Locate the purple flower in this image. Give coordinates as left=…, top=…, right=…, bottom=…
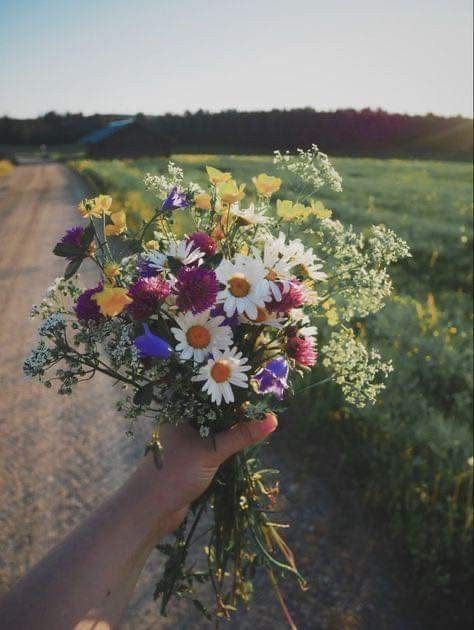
left=174, top=266, right=219, bottom=314
left=74, top=285, right=103, bottom=323
left=134, top=324, right=172, bottom=359
left=162, top=186, right=188, bottom=212
left=211, top=302, right=239, bottom=328
left=137, top=257, right=158, bottom=278
left=186, top=231, right=217, bottom=256
left=254, top=357, right=289, bottom=400
left=60, top=225, right=85, bottom=261
left=127, top=276, right=171, bottom=320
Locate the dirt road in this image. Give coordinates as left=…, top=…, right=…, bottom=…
left=0, top=164, right=417, bottom=629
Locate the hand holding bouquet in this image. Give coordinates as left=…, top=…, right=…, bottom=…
left=25, top=146, right=409, bottom=623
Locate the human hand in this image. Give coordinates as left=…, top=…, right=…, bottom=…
left=137, top=413, right=278, bottom=534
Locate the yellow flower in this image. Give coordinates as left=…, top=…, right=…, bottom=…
left=144, top=239, right=160, bottom=250
left=252, top=173, right=281, bottom=197
left=276, top=199, right=310, bottom=221
left=194, top=192, right=212, bottom=211
left=78, top=198, right=102, bottom=219
left=103, top=263, right=120, bottom=284
left=92, top=287, right=132, bottom=317
left=326, top=308, right=339, bottom=326
left=310, top=200, right=332, bottom=219
left=93, top=194, right=113, bottom=215
left=105, top=210, right=127, bottom=236
left=206, top=166, right=232, bottom=186
left=217, top=179, right=245, bottom=205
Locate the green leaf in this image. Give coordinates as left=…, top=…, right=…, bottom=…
left=81, top=223, right=95, bottom=248
left=64, top=258, right=83, bottom=279
left=53, top=242, right=83, bottom=258
left=192, top=599, right=211, bottom=620
left=204, top=252, right=223, bottom=268
left=167, top=256, right=182, bottom=275
left=133, top=382, right=155, bottom=406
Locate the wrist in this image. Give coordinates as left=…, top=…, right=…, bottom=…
left=126, top=453, right=187, bottom=539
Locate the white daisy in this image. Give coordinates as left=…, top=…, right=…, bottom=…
left=192, top=347, right=251, bottom=405
left=170, top=310, right=233, bottom=363
left=229, top=202, right=270, bottom=225
left=253, top=232, right=295, bottom=300
left=144, top=239, right=204, bottom=272
left=241, top=306, right=286, bottom=329
left=215, top=255, right=271, bottom=319
left=284, top=238, right=327, bottom=282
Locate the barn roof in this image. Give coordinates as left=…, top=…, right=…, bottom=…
left=79, top=118, right=136, bottom=144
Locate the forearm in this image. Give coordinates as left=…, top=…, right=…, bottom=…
left=0, top=454, right=181, bottom=630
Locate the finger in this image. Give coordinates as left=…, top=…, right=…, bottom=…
left=215, top=413, right=278, bottom=462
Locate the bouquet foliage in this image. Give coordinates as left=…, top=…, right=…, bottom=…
left=25, top=146, right=409, bottom=623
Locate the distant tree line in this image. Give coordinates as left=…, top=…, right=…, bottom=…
left=0, top=108, right=472, bottom=160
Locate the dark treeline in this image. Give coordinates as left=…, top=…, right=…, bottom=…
left=1, top=108, right=472, bottom=160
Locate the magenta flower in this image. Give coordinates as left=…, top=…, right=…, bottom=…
left=286, top=334, right=317, bottom=367
left=75, top=285, right=103, bottom=323
left=267, top=281, right=306, bottom=314
left=60, top=226, right=85, bottom=261
left=127, top=276, right=171, bottom=320
left=186, top=231, right=217, bottom=256
left=174, top=266, right=219, bottom=314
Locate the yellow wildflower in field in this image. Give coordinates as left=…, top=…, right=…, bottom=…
left=206, top=166, right=232, bottom=186
left=252, top=173, right=282, bottom=197
left=105, top=210, right=127, bottom=236
left=92, top=287, right=132, bottom=317
left=103, top=263, right=120, bottom=284
left=217, top=180, right=245, bottom=205
left=194, top=192, right=212, bottom=211
left=276, top=199, right=311, bottom=221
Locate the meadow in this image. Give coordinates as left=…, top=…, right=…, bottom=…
left=70, top=154, right=473, bottom=625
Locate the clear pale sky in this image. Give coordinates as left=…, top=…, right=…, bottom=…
left=1, top=0, right=472, bottom=119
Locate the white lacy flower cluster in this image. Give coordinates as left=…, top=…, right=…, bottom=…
left=23, top=341, right=54, bottom=377
left=321, top=328, right=393, bottom=407
left=30, top=276, right=81, bottom=319
left=274, top=144, right=343, bottom=192
left=38, top=313, right=65, bottom=337
left=144, top=161, right=202, bottom=199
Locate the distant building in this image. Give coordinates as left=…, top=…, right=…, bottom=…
left=79, top=117, right=171, bottom=158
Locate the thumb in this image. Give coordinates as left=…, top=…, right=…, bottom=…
left=215, top=413, right=278, bottom=462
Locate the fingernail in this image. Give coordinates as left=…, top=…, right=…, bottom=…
left=261, top=413, right=278, bottom=434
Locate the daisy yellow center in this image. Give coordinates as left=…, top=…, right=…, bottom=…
left=186, top=325, right=211, bottom=349
left=253, top=307, right=267, bottom=323
left=211, top=360, right=231, bottom=383
left=265, top=269, right=278, bottom=281
left=228, top=274, right=251, bottom=298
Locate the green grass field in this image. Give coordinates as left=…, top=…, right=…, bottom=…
left=70, top=154, right=473, bottom=624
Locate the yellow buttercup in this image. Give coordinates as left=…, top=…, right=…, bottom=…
left=276, top=199, right=311, bottom=221
left=92, top=287, right=132, bottom=317
left=252, top=173, right=282, bottom=197
left=194, top=192, right=212, bottom=211
left=105, top=210, right=127, bottom=236
left=206, top=166, right=232, bottom=186
left=217, top=180, right=246, bottom=205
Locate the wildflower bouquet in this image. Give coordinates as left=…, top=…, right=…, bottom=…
left=25, top=146, right=410, bottom=623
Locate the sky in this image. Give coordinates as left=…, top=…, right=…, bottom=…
left=0, top=0, right=472, bottom=119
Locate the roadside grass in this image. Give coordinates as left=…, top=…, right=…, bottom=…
left=69, top=154, right=473, bottom=627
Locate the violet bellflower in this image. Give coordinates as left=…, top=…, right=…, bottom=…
left=162, top=186, right=188, bottom=212
left=254, top=357, right=289, bottom=400
left=134, top=324, right=173, bottom=359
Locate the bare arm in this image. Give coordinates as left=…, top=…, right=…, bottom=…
left=0, top=414, right=277, bottom=630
